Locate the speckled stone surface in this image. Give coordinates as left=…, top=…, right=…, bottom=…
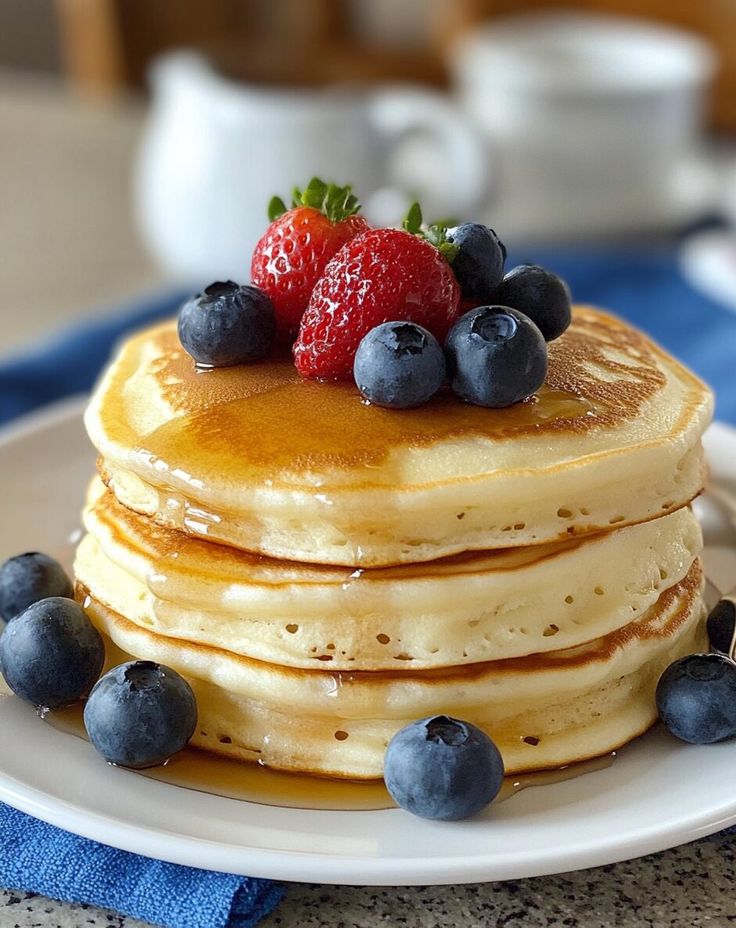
left=3, top=828, right=736, bottom=928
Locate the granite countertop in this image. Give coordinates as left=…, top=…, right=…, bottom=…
left=2, top=827, right=735, bottom=928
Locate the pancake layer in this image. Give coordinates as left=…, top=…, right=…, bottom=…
left=76, top=481, right=703, bottom=670
left=79, top=564, right=706, bottom=777
left=76, top=302, right=712, bottom=782
left=85, top=307, right=713, bottom=566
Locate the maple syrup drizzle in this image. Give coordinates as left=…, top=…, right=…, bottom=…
left=31, top=697, right=615, bottom=811
left=131, top=378, right=596, bottom=488
left=42, top=701, right=392, bottom=810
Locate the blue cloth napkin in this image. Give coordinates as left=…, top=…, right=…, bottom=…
left=0, top=288, right=188, bottom=426
left=0, top=805, right=283, bottom=928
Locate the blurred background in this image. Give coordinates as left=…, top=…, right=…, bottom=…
left=2, top=0, right=736, bottom=415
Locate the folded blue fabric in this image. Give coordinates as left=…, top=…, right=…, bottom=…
left=0, top=804, right=284, bottom=928
left=0, top=288, right=188, bottom=426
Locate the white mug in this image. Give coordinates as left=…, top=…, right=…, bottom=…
left=135, top=51, right=489, bottom=283
left=449, top=13, right=715, bottom=239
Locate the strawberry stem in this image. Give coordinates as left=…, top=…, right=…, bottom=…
left=401, top=201, right=460, bottom=263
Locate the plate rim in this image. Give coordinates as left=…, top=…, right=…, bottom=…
left=0, top=394, right=88, bottom=446
left=3, top=752, right=736, bottom=886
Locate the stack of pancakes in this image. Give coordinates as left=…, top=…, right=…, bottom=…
left=75, top=306, right=713, bottom=778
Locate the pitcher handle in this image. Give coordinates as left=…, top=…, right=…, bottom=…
left=367, top=86, right=491, bottom=221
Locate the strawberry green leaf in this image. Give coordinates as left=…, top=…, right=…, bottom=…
left=268, top=196, right=288, bottom=221
left=402, top=202, right=423, bottom=235
left=426, top=223, right=460, bottom=263
left=425, top=224, right=446, bottom=248
left=294, top=177, right=329, bottom=210
left=284, top=177, right=361, bottom=223
left=438, top=241, right=460, bottom=262
left=402, top=203, right=459, bottom=263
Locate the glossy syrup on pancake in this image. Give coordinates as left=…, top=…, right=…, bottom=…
left=129, top=313, right=652, bottom=484
left=134, top=381, right=594, bottom=480
left=87, top=307, right=712, bottom=565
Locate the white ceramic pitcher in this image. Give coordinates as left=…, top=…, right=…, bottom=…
left=134, top=51, right=489, bottom=283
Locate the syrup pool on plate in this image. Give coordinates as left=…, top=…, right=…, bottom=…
left=38, top=687, right=616, bottom=811
left=0, top=626, right=618, bottom=810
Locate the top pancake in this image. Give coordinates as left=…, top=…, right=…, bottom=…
left=86, top=306, right=712, bottom=566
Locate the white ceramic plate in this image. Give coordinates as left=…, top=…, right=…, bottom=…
left=679, top=230, right=736, bottom=315
left=1, top=399, right=735, bottom=886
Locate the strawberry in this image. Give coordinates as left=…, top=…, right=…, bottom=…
left=293, top=210, right=461, bottom=380
left=251, top=178, right=370, bottom=341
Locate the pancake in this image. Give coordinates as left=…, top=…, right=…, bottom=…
left=76, top=480, right=703, bottom=670
left=79, top=563, right=706, bottom=777
left=85, top=306, right=712, bottom=567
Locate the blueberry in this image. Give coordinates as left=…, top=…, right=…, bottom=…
left=707, top=599, right=736, bottom=654
left=84, top=661, right=197, bottom=769
left=0, top=552, right=74, bottom=623
left=178, top=281, right=276, bottom=367
left=0, top=598, right=104, bottom=708
left=353, top=322, right=446, bottom=409
left=491, top=265, right=572, bottom=342
left=445, top=305, right=547, bottom=408
left=384, top=715, right=504, bottom=820
left=446, top=223, right=506, bottom=302
left=656, top=653, right=736, bottom=744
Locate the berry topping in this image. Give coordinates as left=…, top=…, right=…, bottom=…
left=0, top=552, right=74, bottom=622
left=251, top=178, right=370, bottom=341
left=0, top=597, right=104, bottom=709
left=384, top=715, right=504, bottom=820
left=84, top=660, right=197, bottom=769
left=656, top=653, right=736, bottom=744
left=707, top=599, right=736, bottom=654
left=445, top=305, right=548, bottom=407
left=353, top=322, right=446, bottom=409
left=492, top=265, right=572, bottom=342
left=446, top=222, right=506, bottom=302
left=294, top=228, right=460, bottom=380
left=178, top=281, right=276, bottom=367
